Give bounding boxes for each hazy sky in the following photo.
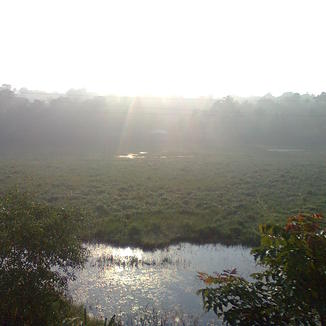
[1,0,325,97]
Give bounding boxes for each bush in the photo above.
[0,191,87,325]
[199,213,326,325]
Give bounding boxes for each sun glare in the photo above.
[1,0,326,96]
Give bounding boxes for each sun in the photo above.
[1,0,326,97]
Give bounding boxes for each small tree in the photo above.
[199,213,326,325]
[0,191,87,325]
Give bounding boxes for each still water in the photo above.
[69,243,257,324]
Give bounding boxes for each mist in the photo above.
[1,84,326,157]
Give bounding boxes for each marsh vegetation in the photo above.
[1,148,326,248]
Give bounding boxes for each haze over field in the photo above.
[1,86,326,156]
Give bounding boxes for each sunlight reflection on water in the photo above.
[69,243,257,324]
[117,152,147,159]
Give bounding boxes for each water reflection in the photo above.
[69,243,257,324]
[117,152,148,159]
[267,148,304,152]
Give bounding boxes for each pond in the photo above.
[69,243,258,324]
[267,148,304,152]
[117,152,147,159]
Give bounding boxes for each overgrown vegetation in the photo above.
[0,191,87,325]
[1,149,326,248]
[199,214,326,325]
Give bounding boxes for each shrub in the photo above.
[0,191,87,325]
[199,213,326,325]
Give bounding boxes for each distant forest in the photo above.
[1,84,326,155]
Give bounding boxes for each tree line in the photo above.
[1,85,326,156]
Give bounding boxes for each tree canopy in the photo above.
[199,213,326,325]
[1,85,326,156]
[0,191,87,325]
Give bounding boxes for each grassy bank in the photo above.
[1,147,326,248]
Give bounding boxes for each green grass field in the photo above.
[1,147,326,248]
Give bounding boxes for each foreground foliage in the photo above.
[199,213,326,325]
[0,191,87,325]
